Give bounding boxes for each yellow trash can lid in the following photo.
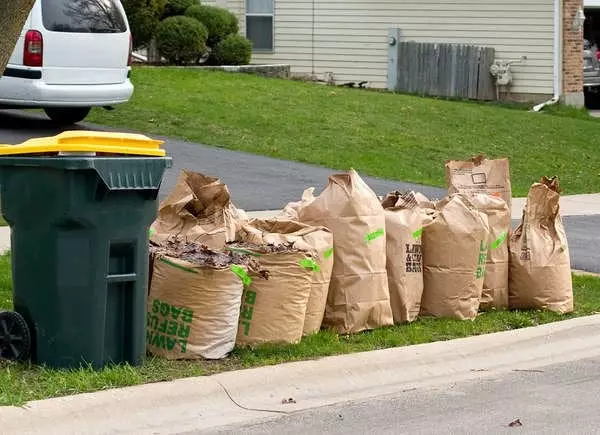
[0,131,166,157]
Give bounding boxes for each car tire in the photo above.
[43,107,91,125]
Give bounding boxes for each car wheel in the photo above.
[43,107,91,125]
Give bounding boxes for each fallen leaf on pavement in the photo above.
[508,418,523,427]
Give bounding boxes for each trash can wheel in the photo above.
[0,311,31,362]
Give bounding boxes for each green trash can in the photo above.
[0,131,171,369]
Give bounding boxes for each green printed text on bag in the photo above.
[324,247,334,259]
[147,298,194,353]
[239,289,257,336]
[491,231,508,250]
[364,228,385,244]
[230,265,252,286]
[300,258,320,272]
[475,240,488,279]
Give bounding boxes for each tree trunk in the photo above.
[0,1,37,76]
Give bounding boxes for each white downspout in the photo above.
[532,0,561,111]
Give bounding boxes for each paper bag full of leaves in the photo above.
[150,170,247,249]
[233,243,316,346]
[509,177,573,314]
[470,194,511,311]
[297,169,393,334]
[445,155,512,210]
[421,194,490,320]
[382,191,435,323]
[147,243,253,360]
[237,219,334,335]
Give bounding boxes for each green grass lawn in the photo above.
[87,67,600,197]
[1,253,599,406]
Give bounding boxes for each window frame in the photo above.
[245,0,275,53]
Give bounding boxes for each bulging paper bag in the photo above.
[445,155,512,210]
[279,188,316,221]
[421,194,490,320]
[382,191,435,323]
[237,219,334,335]
[150,170,247,249]
[234,245,315,346]
[509,177,573,314]
[471,194,511,311]
[147,246,249,360]
[297,169,393,334]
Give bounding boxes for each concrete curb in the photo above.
[2,315,600,435]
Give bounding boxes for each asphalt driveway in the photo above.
[1,109,598,273]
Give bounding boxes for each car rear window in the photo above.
[41,0,127,33]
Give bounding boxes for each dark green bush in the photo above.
[122,0,168,48]
[163,0,199,18]
[212,34,252,65]
[128,7,160,49]
[155,16,208,64]
[185,5,239,47]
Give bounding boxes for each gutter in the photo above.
[532,0,561,112]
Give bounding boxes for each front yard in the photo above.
[1,253,599,406]
[88,67,600,196]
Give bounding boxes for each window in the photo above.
[41,0,127,34]
[246,0,274,51]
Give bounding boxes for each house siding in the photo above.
[227,0,554,96]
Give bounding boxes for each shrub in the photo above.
[155,16,208,64]
[128,7,160,49]
[185,5,239,47]
[163,0,199,18]
[213,34,252,65]
[122,0,168,48]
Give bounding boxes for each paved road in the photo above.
[1,109,598,273]
[206,357,600,435]
[0,110,445,208]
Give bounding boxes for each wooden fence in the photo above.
[388,41,496,101]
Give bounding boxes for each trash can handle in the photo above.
[92,158,172,199]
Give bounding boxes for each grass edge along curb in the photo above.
[0,253,598,406]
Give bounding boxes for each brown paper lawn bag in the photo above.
[382,191,435,323]
[445,155,512,210]
[147,245,252,360]
[421,194,490,320]
[150,170,247,249]
[297,169,393,334]
[471,194,511,311]
[509,177,573,314]
[232,243,317,346]
[237,219,334,335]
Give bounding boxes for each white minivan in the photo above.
[0,0,134,125]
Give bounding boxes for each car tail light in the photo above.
[127,34,133,66]
[596,51,600,62]
[23,30,43,67]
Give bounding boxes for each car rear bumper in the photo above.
[584,72,600,89]
[0,71,134,107]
